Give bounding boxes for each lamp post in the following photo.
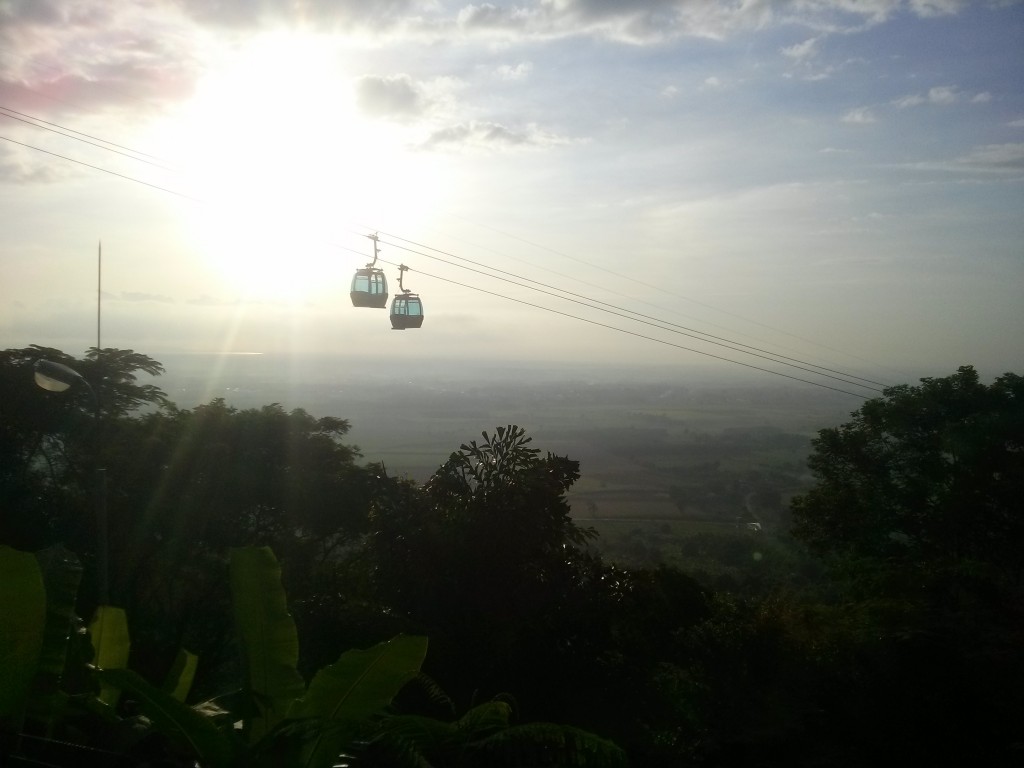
[33,359,109,606]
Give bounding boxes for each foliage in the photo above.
[791,366,1024,597]
[22,346,1024,764]
[368,425,595,614]
[0,346,166,555]
[363,426,606,702]
[789,365,1024,765]
[1,347,381,695]
[1,543,432,768]
[0,546,46,720]
[229,546,306,742]
[360,698,628,768]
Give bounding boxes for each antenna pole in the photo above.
[97,240,102,353]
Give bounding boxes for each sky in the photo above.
[1,0,1022,394]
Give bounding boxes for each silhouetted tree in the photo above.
[790,366,1024,766]
[1,347,378,692]
[0,345,166,552]
[363,426,600,696]
[792,365,1024,599]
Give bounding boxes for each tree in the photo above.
[93,399,378,687]
[360,426,607,705]
[1,347,377,691]
[791,365,1024,595]
[366,425,595,619]
[789,366,1024,765]
[0,346,167,551]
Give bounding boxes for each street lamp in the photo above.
[34,359,94,396]
[33,358,109,606]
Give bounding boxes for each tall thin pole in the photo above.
[95,240,107,604]
[97,240,102,353]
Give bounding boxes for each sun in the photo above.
[167,32,448,303]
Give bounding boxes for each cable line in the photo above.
[438,210,906,381]
[0,134,199,202]
[4,104,893,387]
[4,121,888,395]
[0,106,176,170]
[378,257,874,399]
[377,231,888,389]
[375,240,882,393]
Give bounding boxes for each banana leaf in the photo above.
[89,605,130,707]
[26,545,84,726]
[32,545,83,682]
[292,634,427,722]
[229,546,306,743]
[162,648,199,703]
[468,723,628,768]
[0,546,46,718]
[100,667,238,768]
[290,634,427,768]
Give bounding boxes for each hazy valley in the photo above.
[153,352,860,567]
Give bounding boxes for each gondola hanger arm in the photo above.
[366,232,381,268]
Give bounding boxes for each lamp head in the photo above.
[34,359,85,393]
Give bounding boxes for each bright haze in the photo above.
[1,1,1021,389]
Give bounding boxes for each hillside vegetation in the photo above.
[2,347,1021,767]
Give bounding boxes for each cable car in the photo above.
[390,264,424,330]
[350,233,388,308]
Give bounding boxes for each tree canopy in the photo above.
[791,365,1023,594]
[6,347,1020,766]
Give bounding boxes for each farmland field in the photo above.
[155,354,862,568]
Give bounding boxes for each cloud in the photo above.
[893,93,926,108]
[0,143,62,183]
[187,295,234,307]
[780,35,839,80]
[897,143,1024,175]
[926,85,958,105]
[908,0,965,17]
[781,37,818,60]
[118,291,175,303]
[355,74,426,119]
[955,142,1024,171]
[892,85,979,109]
[175,0,420,29]
[495,62,534,81]
[445,0,931,45]
[0,3,200,114]
[842,107,876,124]
[419,120,571,151]
[457,3,534,31]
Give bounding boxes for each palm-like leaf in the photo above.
[290,634,428,768]
[229,546,306,743]
[99,667,239,768]
[89,605,130,706]
[467,722,628,768]
[26,545,83,726]
[162,647,198,703]
[0,546,46,718]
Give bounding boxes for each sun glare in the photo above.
[168,32,448,303]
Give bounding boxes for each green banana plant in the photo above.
[6,544,625,768]
[0,545,47,723]
[0,544,90,732]
[89,605,130,707]
[357,696,629,767]
[100,546,429,768]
